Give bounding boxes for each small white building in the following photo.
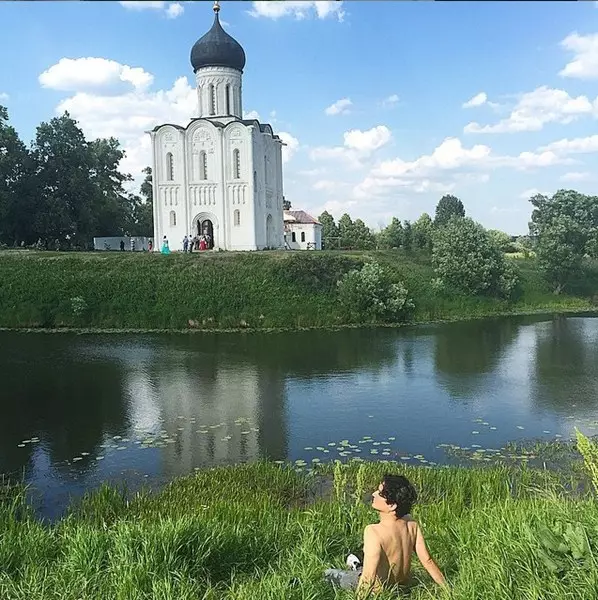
[149,2,285,252]
[284,210,322,250]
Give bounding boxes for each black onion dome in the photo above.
[190,12,246,73]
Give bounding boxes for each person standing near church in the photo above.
[183,235,189,253]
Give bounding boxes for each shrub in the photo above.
[432,217,521,300]
[337,261,414,322]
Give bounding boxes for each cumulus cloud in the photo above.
[463,92,487,108]
[279,131,299,163]
[39,57,154,93]
[560,171,591,182]
[309,125,391,168]
[539,134,598,155]
[119,1,185,18]
[249,1,344,21]
[324,98,352,116]
[0,92,8,102]
[353,137,571,199]
[560,32,598,80]
[519,188,548,200]
[464,86,596,134]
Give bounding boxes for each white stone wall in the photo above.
[151,118,285,252]
[195,66,242,119]
[286,223,322,250]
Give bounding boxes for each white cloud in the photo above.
[324,97,352,116]
[312,179,348,192]
[243,109,261,120]
[53,67,196,180]
[382,94,399,108]
[119,1,184,18]
[463,92,487,108]
[279,131,299,163]
[39,57,154,93]
[464,86,596,134]
[560,32,598,80]
[343,126,391,152]
[166,3,184,19]
[560,171,591,182]
[353,137,570,199]
[539,134,598,155]
[249,1,344,21]
[309,125,391,167]
[0,92,8,102]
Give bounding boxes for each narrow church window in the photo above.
[209,84,216,115]
[166,152,174,181]
[264,155,267,184]
[234,209,240,226]
[233,149,241,179]
[225,84,231,115]
[170,211,177,227]
[301,232,306,242]
[291,232,296,243]
[199,151,207,180]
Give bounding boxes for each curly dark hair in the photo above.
[379,474,417,518]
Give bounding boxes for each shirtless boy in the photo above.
[324,474,446,595]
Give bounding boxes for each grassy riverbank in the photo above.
[2,461,597,599]
[0,249,596,330]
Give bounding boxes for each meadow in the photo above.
[0,249,595,331]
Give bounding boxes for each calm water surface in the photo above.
[1,314,597,518]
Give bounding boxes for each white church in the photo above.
[149,1,286,252]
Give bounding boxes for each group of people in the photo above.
[182,234,211,253]
[324,474,447,596]
[155,234,212,255]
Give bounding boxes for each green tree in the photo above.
[337,261,414,322]
[318,211,339,250]
[487,229,513,253]
[432,217,520,299]
[282,197,291,211]
[352,219,376,250]
[377,217,403,249]
[128,166,154,237]
[529,190,598,292]
[402,220,413,251]
[0,105,35,245]
[338,213,354,249]
[434,194,465,227]
[413,213,433,251]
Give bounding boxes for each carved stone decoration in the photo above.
[164,133,174,142]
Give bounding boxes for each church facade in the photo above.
[149,2,285,252]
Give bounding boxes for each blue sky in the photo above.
[1,0,598,234]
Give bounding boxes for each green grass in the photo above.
[1,461,598,599]
[0,249,596,330]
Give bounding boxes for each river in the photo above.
[1,314,597,518]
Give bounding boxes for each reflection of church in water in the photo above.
[150,1,285,252]
[126,351,288,477]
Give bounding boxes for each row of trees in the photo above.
[320,191,598,297]
[0,106,153,249]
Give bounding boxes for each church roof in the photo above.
[284,210,321,225]
[190,5,246,73]
[151,118,281,141]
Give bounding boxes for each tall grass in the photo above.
[1,461,597,599]
[0,250,595,330]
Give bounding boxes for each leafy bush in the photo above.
[337,261,414,322]
[432,217,521,300]
[576,428,598,495]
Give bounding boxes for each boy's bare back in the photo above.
[359,516,446,593]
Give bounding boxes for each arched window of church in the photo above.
[301,231,306,243]
[234,209,240,227]
[291,232,296,243]
[166,152,174,181]
[170,211,176,227]
[209,84,216,115]
[225,84,231,115]
[233,149,241,179]
[199,151,207,180]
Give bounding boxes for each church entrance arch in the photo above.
[192,212,218,250]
